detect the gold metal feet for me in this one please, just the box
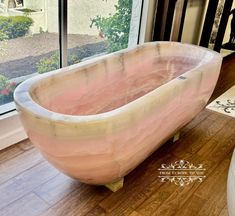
[173,131,180,142]
[105,178,124,192]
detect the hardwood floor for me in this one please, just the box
[1,54,235,216]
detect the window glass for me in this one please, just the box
[67,0,133,65]
[0,0,141,113]
[0,0,59,108]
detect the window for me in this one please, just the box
[0,0,59,113]
[0,0,143,114]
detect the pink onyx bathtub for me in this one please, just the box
[14,42,222,186]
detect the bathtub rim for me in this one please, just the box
[14,41,222,124]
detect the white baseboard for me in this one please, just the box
[0,111,27,150]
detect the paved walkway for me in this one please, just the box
[0,33,106,78]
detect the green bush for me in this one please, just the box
[0,16,33,39]
[90,0,132,52]
[0,74,16,105]
[0,30,8,41]
[36,52,80,74]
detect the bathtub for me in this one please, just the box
[14,42,222,190]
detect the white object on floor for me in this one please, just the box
[206,85,235,118]
[228,149,235,216]
[207,85,235,216]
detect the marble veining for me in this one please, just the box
[14,42,222,185]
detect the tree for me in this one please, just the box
[90,0,132,52]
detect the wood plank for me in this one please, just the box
[0,144,23,164]
[197,119,235,160]
[198,183,227,216]
[136,115,235,216]
[176,157,230,216]
[0,148,43,185]
[0,193,49,216]
[34,173,80,205]
[85,206,106,216]
[128,211,143,216]
[195,158,231,215]
[99,153,177,215]
[179,109,211,137]
[134,180,182,216]
[174,194,206,216]
[171,113,229,158]
[0,161,58,209]
[40,184,109,216]
[219,205,229,216]
[197,161,229,211]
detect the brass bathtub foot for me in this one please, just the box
[105,178,124,192]
[173,131,180,142]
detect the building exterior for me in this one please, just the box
[1,0,118,35]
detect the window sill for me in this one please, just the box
[0,102,15,115]
[0,110,27,150]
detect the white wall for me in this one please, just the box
[7,8,47,34]
[24,0,118,35]
[24,0,44,11]
[46,0,58,33]
[0,111,27,150]
[68,0,118,35]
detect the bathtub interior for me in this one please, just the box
[30,43,209,115]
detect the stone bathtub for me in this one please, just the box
[14,42,222,191]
